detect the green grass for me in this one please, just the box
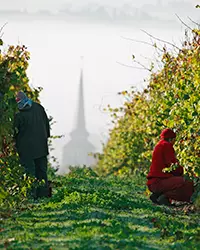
[0,168,199,250]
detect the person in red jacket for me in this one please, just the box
[147,128,194,206]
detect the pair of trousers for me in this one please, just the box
[20,156,48,199]
[148,176,194,202]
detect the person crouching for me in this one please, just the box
[147,128,194,206]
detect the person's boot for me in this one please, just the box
[48,180,52,198]
[157,194,171,206]
[150,192,162,204]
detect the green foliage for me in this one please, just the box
[0,42,41,148]
[0,168,199,249]
[95,28,200,180]
[0,35,60,209]
[0,38,45,209]
[0,155,34,209]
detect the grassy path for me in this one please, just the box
[0,168,199,250]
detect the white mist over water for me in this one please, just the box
[2,19,184,169]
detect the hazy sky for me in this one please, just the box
[0,0,199,169]
[0,0,198,11]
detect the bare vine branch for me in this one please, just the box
[116,61,150,71]
[187,16,200,28]
[0,22,8,38]
[134,60,152,72]
[141,29,180,50]
[175,14,193,31]
[120,36,163,53]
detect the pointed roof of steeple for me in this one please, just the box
[70,67,89,138]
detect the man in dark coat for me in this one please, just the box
[0,92,4,121]
[147,128,194,206]
[13,91,50,199]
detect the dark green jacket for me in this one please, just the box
[14,102,50,159]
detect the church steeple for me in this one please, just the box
[70,67,89,138]
[61,62,96,173]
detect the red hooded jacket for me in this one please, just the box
[147,139,183,185]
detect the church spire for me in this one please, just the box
[76,68,87,131]
[61,60,96,173]
[70,66,89,138]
